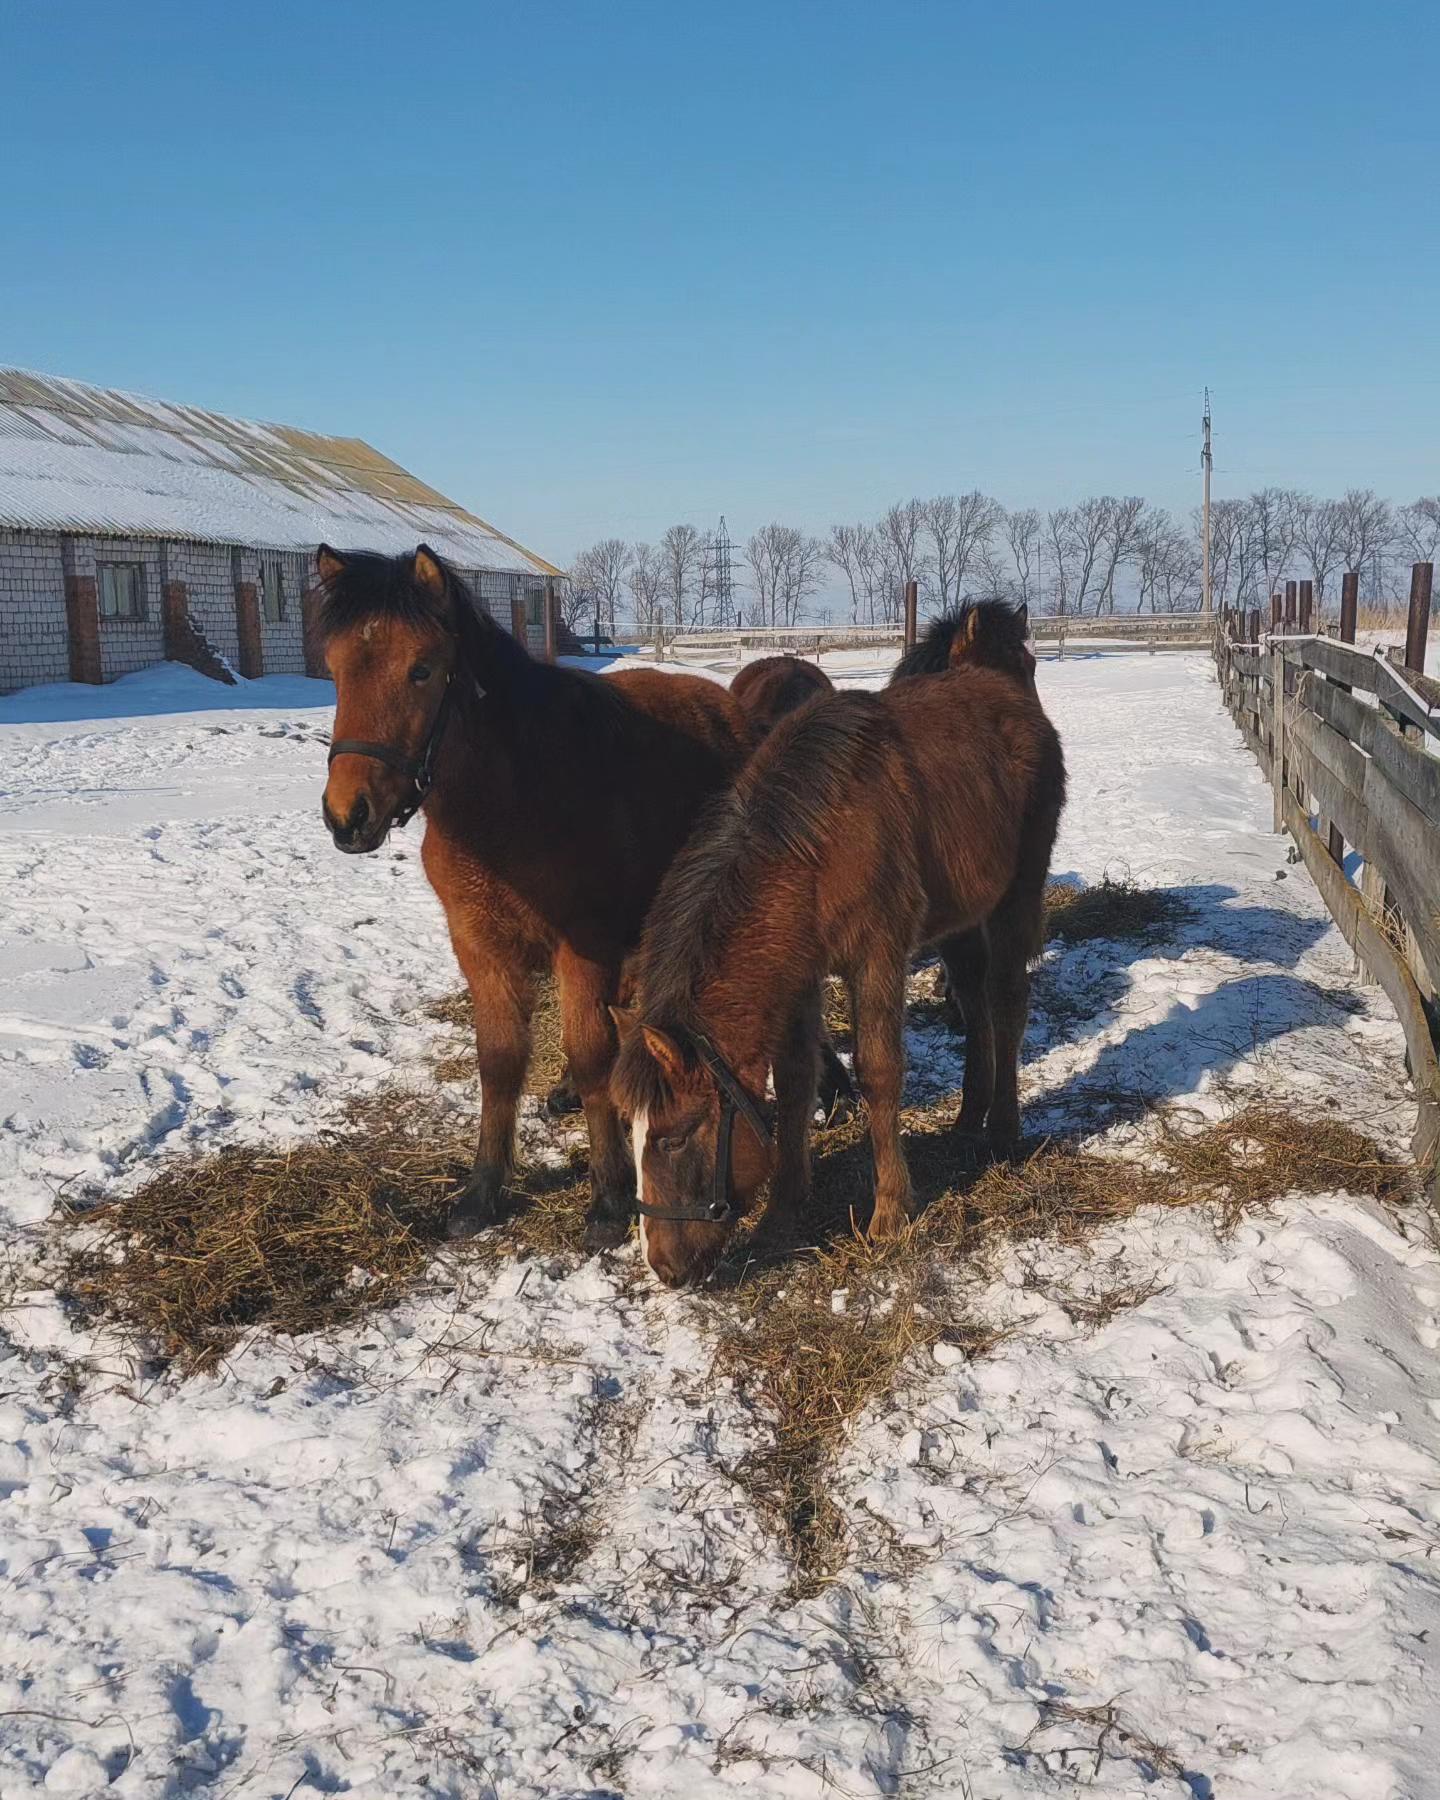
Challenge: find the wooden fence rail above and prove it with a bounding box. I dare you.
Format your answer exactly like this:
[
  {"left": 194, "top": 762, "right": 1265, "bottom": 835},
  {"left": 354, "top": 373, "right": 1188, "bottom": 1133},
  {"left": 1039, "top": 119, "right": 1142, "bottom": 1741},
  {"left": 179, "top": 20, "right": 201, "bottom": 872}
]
[{"left": 1214, "top": 563, "right": 1440, "bottom": 1194}]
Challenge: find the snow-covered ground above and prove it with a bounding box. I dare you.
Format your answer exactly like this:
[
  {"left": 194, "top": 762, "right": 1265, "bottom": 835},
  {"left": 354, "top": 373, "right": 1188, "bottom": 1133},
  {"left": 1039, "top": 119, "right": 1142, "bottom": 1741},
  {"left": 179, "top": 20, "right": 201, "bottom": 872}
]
[{"left": 3, "top": 652, "right": 1439, "bottom": 1799}]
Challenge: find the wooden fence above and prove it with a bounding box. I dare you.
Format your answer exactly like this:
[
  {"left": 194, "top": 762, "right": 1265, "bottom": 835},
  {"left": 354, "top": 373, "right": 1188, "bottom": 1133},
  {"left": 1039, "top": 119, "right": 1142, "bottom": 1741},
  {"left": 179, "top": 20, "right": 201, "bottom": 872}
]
[{"left": 1214, "top": 562, "right": 1440, "bottom": 1191}]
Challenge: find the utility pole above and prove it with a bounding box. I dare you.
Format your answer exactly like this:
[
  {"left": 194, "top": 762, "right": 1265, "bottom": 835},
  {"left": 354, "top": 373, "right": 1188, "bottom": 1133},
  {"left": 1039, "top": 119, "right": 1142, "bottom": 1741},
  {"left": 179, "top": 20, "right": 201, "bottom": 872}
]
[
  {"left": 1201, "top": 388, "right": 1213, "bottom": 614},
  {"left": 713, "top": 515, "right": 735, "bottom": 629}
]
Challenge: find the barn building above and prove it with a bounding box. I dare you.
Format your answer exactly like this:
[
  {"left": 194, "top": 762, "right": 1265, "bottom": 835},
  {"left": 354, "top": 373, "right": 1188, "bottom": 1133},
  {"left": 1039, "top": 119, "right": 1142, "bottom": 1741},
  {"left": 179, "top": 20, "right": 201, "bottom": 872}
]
[{"left": 0, "top": 368, "right": 561, "bottom": 694}]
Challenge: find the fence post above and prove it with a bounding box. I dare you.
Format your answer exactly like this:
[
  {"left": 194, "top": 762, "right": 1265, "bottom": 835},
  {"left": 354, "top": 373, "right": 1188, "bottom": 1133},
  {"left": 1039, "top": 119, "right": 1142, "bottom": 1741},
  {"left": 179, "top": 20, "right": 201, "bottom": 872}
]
[
  {"left": 1328, "top": 572, "right": 1359, "bottom": 869},
  {"left": 1284, "top": 580, "right": 1298, "bottom": 629},
  {"left": 1299, "top": 578, "right": 1313, "bottom": 634},
  {"left": 1398, "top": 564, "right": 1436, "bottom": 1001},
  {"left": 903, "top": 579, "right": 918, "bottom": 652},
  {"left": 1404, "top": 561, "right": 1433, "bottom": 677},
  {"left": 543, "top": 579, "right": 558, "bottom": 663},
  {"left": 1271, "top": 592, "right": 1282, "bottom": 631}
]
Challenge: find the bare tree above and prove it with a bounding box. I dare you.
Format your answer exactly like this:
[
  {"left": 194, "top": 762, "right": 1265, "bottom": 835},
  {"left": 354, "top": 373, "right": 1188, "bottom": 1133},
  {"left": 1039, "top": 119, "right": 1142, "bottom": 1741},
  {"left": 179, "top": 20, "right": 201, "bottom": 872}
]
[
  {"left": 878, "top": 499, "right": 931, "bottom": 613},
  {"left": 1249, "top": 487, "right": 1302, "bottom": 603},
  {"left": 1202, "top": 497, "right": 1246, "bottom": 609},
  {"left": 747, "top": 524, "right": 826, "bottom": 626},
  {"left": 923, "top": 491, "right": 1001, "bottom": 611},
  {"left": 570, "top": 537, "right": 632, "bottom": 636},
  {"left": 1044, "top": 508, "right": 1073, "bottom": 616},
  {"left": 658, "top": 523, "right": 704, "bottom": 630},
  {"left": 828, "top": 523, "right": 872, "bottom": 625},
  {"left": 1334, "top": 488, "right": 1393, "bottom": 597},
  {"left": 1395, "top": 497, "right": 1440, "bottom": 568},
  {"left": 1136, "top": 509, "right": 1201, "bottom": 612},
  {"left": 1293, "top": 497, "right": 1346, "bottom": 605},
  {"left": 1002, "top": 506, "right": 1042, "bottom": 610},
  {"left": 1095, "top": 495, "right": 1145, "bottom": 614},
  {"left": 627, "top": 541, "right": 665, "bottom": 636},
  {"left": 1047, "top": 499, "right": 1108, "bottom": 616}
]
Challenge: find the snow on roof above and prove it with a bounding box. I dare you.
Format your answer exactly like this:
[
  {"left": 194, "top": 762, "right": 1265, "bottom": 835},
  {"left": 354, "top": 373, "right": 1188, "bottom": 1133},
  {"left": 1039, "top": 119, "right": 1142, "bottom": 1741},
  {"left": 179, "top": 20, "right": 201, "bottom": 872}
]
[{"left": 0, "top": 368, "right": 559, "bottom": 578}]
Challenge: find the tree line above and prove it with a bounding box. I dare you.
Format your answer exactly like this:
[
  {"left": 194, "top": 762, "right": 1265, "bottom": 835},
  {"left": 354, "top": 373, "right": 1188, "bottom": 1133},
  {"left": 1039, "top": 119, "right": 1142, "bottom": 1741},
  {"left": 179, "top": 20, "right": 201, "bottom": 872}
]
[{"left": 568, "top": 490, "right": 1440, "bottom": 632}]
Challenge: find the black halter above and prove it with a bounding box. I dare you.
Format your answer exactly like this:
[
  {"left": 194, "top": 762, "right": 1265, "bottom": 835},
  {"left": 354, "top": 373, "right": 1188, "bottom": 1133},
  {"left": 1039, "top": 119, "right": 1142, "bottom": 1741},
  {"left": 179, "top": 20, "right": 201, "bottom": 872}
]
[
  {"left": 636, "top": 1034, "right": 775, "bottom": 1226},
  {"left": 327, "top": 674, "right": 459, "bottom": 830}
]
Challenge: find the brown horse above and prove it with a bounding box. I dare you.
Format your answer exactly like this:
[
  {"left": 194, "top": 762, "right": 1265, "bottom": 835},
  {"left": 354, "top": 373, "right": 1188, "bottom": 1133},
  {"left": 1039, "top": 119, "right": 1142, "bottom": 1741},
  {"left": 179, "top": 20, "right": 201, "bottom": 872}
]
[
  {"left": 318, "top": 544, "right": 751, "bottom": 1246},
  {"left": 546, "top": 651, "right": 848, "bottom": 1120},
  {"left": 612, "top": 609, "right": 1064, "bottom": 1286},
  {"left": 730, "top": 653, "right": 834, "bottom": 732}
]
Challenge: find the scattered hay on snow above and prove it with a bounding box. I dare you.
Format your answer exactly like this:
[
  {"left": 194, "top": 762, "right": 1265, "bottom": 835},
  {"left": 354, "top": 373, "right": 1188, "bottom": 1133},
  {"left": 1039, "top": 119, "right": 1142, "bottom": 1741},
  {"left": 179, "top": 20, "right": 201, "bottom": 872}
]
[
  {"left": 702, "top": 1100, "right": 1405, "bottom": 1582},
  {"left": 1042, "top": 875, "right": 1190, "bottom": 945},
  {"left": 56, "top": 1089, "right": 591, "bottom": 1374}
]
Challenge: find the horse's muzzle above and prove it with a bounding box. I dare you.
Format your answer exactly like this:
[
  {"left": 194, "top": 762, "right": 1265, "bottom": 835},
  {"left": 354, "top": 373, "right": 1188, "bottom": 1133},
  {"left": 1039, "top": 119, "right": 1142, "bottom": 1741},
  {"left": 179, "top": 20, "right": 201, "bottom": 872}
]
[{"left": 323, "top": 793, "right": 390, "bottom": 854}]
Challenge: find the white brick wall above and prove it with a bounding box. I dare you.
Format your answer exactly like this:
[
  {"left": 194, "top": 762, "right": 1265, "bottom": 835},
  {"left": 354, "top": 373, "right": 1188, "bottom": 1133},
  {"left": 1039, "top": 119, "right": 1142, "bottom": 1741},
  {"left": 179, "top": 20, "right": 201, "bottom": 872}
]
[{"left": 0, "top": 530, "right": 68, "bottom": 692}]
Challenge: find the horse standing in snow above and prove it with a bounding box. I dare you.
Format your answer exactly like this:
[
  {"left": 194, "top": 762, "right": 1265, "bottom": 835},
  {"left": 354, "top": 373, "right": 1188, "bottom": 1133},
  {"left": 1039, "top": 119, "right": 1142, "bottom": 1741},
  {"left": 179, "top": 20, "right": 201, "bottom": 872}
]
[
  {"left": 612, "top": 599, "right": 1064, "bottom": 1286},
  {"left": 318, "top": 545, "right": 753, "bottom": 1248}
]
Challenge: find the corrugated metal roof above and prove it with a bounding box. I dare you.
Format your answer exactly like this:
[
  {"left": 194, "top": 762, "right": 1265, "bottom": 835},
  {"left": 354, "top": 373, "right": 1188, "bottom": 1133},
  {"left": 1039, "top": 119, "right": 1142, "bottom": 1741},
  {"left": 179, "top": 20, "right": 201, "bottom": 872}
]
[{"left": 0, "top": 368, "right": 559, "bottom": 578}]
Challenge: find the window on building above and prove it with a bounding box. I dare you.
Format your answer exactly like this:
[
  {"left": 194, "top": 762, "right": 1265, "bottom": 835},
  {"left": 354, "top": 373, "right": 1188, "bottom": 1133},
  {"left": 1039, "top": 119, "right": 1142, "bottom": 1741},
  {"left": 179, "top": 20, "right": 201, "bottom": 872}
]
[
  {"left": 261, "top": 560, "right": 285, "bottom": 623},
  {"left": 98, "top": 563, "right": 145, "bottom": 620},
  {"left": 525, "top": 585, "right": 545, "bottom": 629}
]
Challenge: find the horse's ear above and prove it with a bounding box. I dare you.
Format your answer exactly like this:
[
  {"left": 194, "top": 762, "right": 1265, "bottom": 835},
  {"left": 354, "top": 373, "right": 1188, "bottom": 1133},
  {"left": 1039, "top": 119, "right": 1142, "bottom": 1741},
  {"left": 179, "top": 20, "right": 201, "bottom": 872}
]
[
  {"left": 316, "top": 545, "right": 346, "bottom": 584},
  {"left": 1016, "top": 602, "right": 1029, "bottom": 635},
  {"left": 948, "top": 611, "right": 979, "bottom": 666},
  {"left": 413, "top": 545, "right": 448, "bottom": 602},
  {"left": 641, "top": 1025, "right": 688, "bottom": 1086},
  {"left": 609, "top": 1004, "right": 638, "bottom": 1042}
]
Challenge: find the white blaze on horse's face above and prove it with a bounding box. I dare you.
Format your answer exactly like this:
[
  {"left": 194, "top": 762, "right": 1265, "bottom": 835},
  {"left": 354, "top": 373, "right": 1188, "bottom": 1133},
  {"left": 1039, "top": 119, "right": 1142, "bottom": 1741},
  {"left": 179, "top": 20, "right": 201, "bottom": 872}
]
[{"left": 632, "top": 1109, "right": 651, "bottom": 1272}]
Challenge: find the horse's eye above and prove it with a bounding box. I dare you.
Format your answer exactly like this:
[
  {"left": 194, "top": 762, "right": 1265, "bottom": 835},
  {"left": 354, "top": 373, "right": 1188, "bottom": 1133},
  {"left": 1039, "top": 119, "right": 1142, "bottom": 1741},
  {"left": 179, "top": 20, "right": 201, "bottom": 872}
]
[
  {"left": 409, "top": 662, "right": 432, "bottom": 684},
  {"left": 655, "top": 1131, "right": 690, "bottom": 1155}
]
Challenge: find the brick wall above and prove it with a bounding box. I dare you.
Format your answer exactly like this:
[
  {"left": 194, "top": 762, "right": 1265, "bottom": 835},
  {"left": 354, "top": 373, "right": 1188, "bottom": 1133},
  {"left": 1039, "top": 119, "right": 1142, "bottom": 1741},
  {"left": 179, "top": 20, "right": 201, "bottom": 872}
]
[
  {"left": 0, "top": 530, "right": 70, "bottom": 692},
  {"left": 0, "top": 532, "right": 540, "bottom": 695}
]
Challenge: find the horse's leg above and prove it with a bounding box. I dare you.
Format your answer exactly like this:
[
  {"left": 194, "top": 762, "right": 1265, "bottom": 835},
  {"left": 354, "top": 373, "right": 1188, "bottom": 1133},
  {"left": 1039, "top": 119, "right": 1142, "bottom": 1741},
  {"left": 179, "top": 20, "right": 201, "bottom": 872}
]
[
  {"left": 985, "top": 886, "right": 1045, "bottom": 1159},
  {"left": 753, "top": 983, "right": 820, "bottom": 1251},
  {"left": 553, "top": 945, "right": 634, "bottom": 1251},
  {"left": 448, "top": 954, "right": 534, "bottom": 1239},
  {"left": 940, "top": 926, "right": 994, "bottom": 1161},
  {"left": 850, "top": 955, "right": 913, "bottom": 1241}
]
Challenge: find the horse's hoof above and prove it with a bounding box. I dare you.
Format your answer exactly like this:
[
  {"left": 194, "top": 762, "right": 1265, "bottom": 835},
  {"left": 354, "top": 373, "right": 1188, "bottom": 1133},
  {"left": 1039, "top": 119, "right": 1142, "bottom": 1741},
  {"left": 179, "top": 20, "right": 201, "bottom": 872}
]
[
  {"left": 544, "top": 1075, "right": 583, "bottom": 1117},
  {"left": 867, "top": 1207, "right": 910, "bottom": 1243},
  {"left": 445, "top": 1170, "right": 507, "bottom": 1240},
  {"left": 583, "top": 1209, "right": 632, "bottom": 1252}
]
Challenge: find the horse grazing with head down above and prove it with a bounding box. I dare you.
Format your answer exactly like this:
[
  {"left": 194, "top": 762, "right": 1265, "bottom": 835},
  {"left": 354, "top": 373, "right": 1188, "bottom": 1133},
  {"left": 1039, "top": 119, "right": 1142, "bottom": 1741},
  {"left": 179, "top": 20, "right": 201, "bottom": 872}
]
[
  {"left": 612, "top": 600, "right": 1063, "bottom": 1287},
  {"left": 318, "top": 544, "right": 752, "bottom": 1246}
]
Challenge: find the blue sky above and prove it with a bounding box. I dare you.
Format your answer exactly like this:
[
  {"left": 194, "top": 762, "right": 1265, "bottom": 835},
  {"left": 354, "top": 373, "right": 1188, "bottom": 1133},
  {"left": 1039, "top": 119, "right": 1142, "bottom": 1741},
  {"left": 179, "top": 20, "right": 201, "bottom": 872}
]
[{"left": 3, "top": 0, "right": 1437, "bottom": 566}]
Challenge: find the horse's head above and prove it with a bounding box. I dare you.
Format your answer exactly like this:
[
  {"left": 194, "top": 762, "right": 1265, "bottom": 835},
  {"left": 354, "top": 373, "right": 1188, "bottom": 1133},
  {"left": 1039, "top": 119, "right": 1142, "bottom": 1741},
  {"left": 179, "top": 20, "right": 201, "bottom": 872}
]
[
  {"left": 611, "top": 1012, "right": 774, "bottom": 1286},
  {"left": 319, "top": 545, "right": 464, "bottom": 853},
  {"left": 892, "top": 600, "right": 1035, "bottom": 690},
  {"left": 947, "top": 600, "right": 1035, "bottom": 688}
]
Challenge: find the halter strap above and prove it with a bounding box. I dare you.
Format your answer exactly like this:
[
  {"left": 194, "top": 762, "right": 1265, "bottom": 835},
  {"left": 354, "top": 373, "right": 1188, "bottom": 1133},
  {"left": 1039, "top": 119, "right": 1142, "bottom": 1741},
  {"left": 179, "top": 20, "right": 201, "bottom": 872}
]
[
  {"left": 636, "top": 1032, "right": 774, "bottom": 1226},
  {"left": 327, "top": 673, "right": 462, "bottom": 830}
]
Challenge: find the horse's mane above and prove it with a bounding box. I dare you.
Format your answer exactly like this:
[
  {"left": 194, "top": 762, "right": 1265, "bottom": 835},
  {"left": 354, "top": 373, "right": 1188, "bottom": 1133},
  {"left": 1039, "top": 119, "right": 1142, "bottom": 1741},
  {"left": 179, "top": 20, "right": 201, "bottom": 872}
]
[
  {"left": 890, "top": 597, "right": 1029, "bottom": 682},
  {"left": 318, "top": 547, "right": 628, "bottom": 745},
  {"left": 614, "top": 692, "right": 892, "bottom": 1113}
]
